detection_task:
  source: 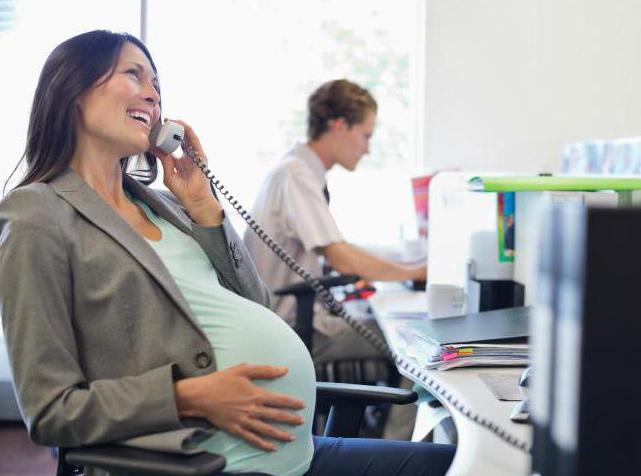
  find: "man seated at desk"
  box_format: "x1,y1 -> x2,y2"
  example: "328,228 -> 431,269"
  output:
244,79 -> 426,439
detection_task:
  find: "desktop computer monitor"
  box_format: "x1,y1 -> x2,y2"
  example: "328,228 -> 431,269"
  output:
531,203 -> 641,476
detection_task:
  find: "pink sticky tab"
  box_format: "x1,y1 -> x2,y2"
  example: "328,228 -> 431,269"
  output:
443,352 -> 458,361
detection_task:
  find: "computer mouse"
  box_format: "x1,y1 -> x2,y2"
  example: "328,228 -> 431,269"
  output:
518,366 -> 532,388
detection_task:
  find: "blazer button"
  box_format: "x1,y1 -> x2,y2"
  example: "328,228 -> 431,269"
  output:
195,352 -> 212,369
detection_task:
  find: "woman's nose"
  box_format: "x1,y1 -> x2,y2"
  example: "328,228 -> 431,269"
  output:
143,82 -> 160,105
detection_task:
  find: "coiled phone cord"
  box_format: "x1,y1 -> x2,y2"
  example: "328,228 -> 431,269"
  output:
183,144 -> 531,454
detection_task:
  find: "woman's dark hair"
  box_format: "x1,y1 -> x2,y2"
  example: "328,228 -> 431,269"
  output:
307,79 -> 377,141
10,29 -> 160,190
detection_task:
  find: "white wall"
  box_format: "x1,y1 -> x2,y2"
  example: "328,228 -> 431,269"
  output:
423,0 -> 641,173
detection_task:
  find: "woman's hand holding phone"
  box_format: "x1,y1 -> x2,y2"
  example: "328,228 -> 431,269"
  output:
151,119 -> 224,226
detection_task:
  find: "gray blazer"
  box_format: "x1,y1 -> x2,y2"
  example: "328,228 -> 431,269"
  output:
0,168 -> 270,450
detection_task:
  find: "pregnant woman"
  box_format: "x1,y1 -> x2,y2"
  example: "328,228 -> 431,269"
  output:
0,29 -> 454,476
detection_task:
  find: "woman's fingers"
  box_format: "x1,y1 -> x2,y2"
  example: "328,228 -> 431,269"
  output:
173,153 -> 195,175
262,391 -> 306,409
181,122 -> 204,153
236,363 -> 288,379
164,118 -> 207,162
230,425 -> 277,452
183,364 -> 307,452
232,364 -> 306,409
244,418 -> 296,443
254,406 -> 305,426
156,151 -> 173,169
230,415 -> 298,451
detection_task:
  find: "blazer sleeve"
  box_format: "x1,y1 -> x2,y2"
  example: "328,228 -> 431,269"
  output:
0,194 -> 183,448
192,219 -> 271,308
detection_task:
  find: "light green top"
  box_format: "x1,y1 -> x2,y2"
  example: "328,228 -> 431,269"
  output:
134,198 -> 316,476
468,175 -> 641,192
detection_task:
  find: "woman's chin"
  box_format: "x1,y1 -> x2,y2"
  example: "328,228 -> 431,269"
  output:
122,139 -> 151,158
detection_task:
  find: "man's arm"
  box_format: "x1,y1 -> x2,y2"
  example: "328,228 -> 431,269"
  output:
321,241 -> 426,282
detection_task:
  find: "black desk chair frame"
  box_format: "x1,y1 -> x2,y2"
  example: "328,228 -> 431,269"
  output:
274,275 -> 396,384
274,274 -> 361,350
59,383 -> 417,475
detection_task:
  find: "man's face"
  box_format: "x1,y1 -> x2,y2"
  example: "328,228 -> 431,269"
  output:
333,110 -> 376,171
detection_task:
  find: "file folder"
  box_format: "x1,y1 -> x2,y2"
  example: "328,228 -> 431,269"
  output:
407,306 -> 530,346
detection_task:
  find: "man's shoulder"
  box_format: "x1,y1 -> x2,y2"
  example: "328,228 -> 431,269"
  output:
274,150 -> 318,182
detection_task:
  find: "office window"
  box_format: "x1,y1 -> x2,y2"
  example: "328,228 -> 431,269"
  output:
0,0 -> 139,189
1,1 -> 425,246
147,0 -> 424,245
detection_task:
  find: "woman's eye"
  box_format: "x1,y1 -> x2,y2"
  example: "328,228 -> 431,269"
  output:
126,69 -> 140,79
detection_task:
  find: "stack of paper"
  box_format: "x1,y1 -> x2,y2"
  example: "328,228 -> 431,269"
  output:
391,307 -> 530,371
426,342 -> 528,371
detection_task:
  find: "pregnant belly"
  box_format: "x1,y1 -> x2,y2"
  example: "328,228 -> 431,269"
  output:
195,300 -> 316,476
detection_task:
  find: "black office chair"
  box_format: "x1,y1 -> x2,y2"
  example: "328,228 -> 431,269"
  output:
59,382 -> 417,475
274,275 -> 402,437
274,274 -> 397,385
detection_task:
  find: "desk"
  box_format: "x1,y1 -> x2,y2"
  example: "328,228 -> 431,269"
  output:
369,290 -> 532,476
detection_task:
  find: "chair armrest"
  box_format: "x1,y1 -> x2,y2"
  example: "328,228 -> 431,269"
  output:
316,382 -> 418,406
274,274 -> 360,296
315,382 -> 418,437
64,444 -> 226,476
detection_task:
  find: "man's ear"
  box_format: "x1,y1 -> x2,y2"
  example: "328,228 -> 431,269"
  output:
328,117 -> 347,132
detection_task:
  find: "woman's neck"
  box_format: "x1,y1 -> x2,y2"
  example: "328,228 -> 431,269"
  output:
70,149 -> 128,209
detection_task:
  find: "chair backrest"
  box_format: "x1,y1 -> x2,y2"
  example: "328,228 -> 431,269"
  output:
274,273 -> 398,393
273,274 -> 360,350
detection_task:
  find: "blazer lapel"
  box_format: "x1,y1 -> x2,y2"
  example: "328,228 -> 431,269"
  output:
49,169 -> 203,334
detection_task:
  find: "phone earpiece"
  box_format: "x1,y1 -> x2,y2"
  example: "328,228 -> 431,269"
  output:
149,121 -> 185,155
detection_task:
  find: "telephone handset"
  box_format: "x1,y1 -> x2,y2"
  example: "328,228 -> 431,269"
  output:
151,120 -> 530,453
150,120 -> 185,155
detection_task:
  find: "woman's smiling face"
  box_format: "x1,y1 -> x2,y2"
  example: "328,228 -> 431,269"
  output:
75,41 -> 161,159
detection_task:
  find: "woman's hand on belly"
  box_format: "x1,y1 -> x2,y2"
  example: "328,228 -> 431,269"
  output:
174,363 -> 306,452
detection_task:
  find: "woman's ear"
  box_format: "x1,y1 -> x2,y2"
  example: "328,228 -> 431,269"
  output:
72,101 -> 84,130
